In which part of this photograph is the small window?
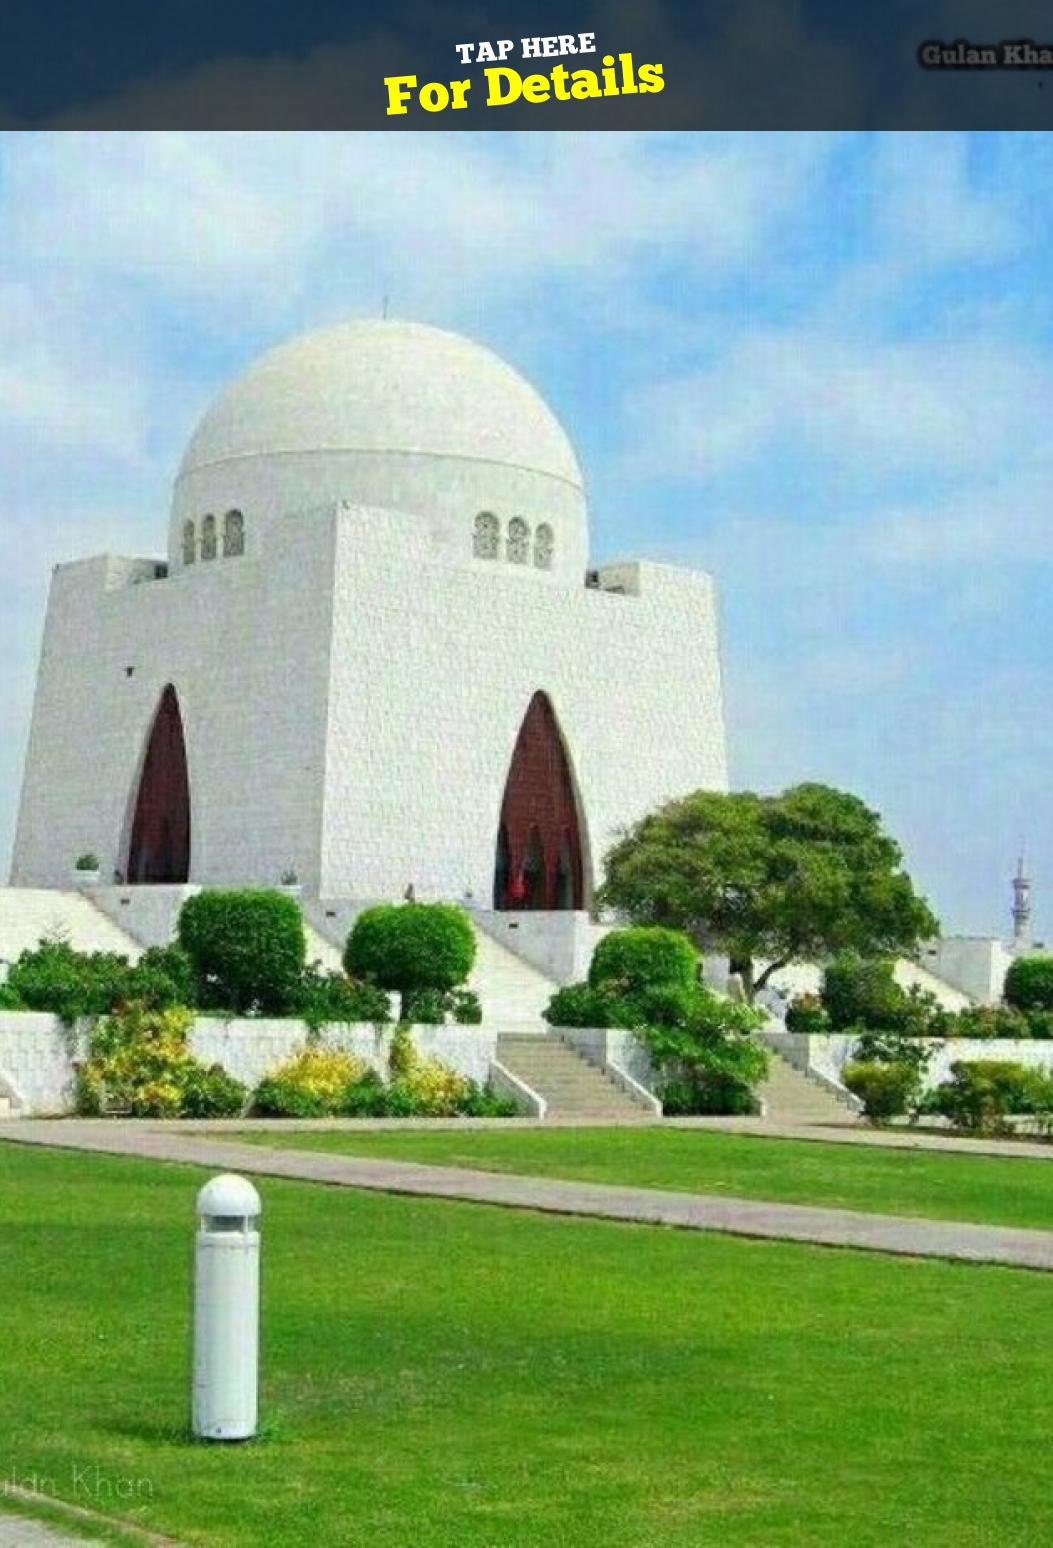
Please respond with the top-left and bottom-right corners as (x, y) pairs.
(473, 511), (500, 560)
(534, 523), (554, 570)
(507, 517), (530, 565)
(223, 509), (245, 557)
(181, 520), (196, 566)
(200, 514), (217, 561)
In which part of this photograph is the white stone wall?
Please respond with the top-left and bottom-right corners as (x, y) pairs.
(88, 885), (197, 948)
(772, 1031), (1053, 1093)
(321, 518), (727, 902)
(919, 937), (1014, 1005)
(473, 910), (612, 985)
(13, 500), (726, 906)
(0, 1014), (81, 1114)
(0, 1012), (498, 1115)
(11, 510), (337, 893)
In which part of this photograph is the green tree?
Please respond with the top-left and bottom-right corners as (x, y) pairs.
(177, 890), (306, 1014)
(344, 903), (476, 1022)
(1004, 955), (1053, 1013)
(599, 783), (938, 1001)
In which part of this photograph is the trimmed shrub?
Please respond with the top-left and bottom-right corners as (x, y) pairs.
(0, 983), (24, 1010)
(588, 926), (698, 996)
(179, 1063), (247, 1118)
(449, 988), (483, 1025)
(178, 890), (306, 1015)
(344, 903), (476, 1020)
(253, 1046), (369, 1118)
(545, 980), (697, 1033)
(660, 1075), (759, 1117)
(75, 1002), (246, 1118)
(8, 940), (195, 1023)
(949, 1004), (1032, 1040)
(10, 941), (134, 1023)
(1005, 955), (1053, 1013)
(926, 1060), (1053, 1136)
(784, 992), (831, 1035)
(338, 1070), (389, 1116)
(131, 943), (196, 1006)
(842, 1060), (918, 1124)
(400, 985), (483, 1026)
(403, 987), (448, 1025)
(544, 982), (615, 1028)
(298, 967), (391, 1031)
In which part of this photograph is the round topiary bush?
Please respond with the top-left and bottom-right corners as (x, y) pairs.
(344, 902), (476, 1021)
(1004, 955), (1053, 1013)
(842, 1060), (918, 1125)
(177, 889), (307, 1014)
(588, 926), (699, 996)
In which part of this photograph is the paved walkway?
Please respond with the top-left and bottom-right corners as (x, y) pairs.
(60, 1112), (1053, 1162)
(0, 1517), (89, 1547)
(5, 1119), (1053, 1271)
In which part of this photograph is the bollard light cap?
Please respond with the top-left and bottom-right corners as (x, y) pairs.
(197, 1173), (262, 1221)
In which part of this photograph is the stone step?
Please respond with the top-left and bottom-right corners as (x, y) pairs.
(758, 1046), (857, 1125)
(496, 1032), (646, 1122)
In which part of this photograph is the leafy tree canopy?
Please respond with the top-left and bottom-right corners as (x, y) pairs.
(599, 783), (938, 999)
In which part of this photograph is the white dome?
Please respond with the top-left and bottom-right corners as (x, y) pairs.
(170, 319), (588, 582)
(177, 319), (583, 490)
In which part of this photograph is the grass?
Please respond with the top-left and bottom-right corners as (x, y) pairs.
(3, 1140), (1053, 1547)
(228, 1124), (1053, 1232)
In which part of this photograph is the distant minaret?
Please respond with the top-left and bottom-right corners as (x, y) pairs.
(1012, 854), (1032, 949)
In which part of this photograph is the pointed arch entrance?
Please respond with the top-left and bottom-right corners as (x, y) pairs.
(493, 692), (586, 911)
(126, 685), (191, 883)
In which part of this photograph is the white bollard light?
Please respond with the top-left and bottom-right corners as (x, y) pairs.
(192, 1174), (262, 1441)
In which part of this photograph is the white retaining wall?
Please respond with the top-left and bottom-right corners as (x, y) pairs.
(768, 1031), (1053, 1092)
(0, 1012), (498, 1116)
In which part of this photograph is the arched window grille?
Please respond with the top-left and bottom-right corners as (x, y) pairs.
(181, 520), (196, 566)
(223, 509), (245, 557)
(200, 514), (217, 561)
(473, 511), (500, 560)
(534, 523), (554, 570)
(507, 517), (530, 564)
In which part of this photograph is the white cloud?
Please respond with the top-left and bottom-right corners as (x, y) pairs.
(622, 325), (1053, 484)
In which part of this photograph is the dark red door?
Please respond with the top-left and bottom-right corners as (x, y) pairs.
(127, 685), (191, 883)
(493, 692), (585, 910)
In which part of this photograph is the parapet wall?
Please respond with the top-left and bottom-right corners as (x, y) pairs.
(767, 1030), (1053, 1092)
(0, 1014), (498, 1116)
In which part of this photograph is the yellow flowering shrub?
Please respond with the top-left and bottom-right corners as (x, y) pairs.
(75, 1003), (246, 1118)
(253, 1046), (369, 1117)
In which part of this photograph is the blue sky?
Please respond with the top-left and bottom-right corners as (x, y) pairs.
(0, 131), (1049, 938)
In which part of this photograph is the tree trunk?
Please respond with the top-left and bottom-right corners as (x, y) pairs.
(729, 956), (756, 1002)
(753, 954), (795, 997)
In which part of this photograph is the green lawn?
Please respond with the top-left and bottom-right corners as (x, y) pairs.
(232, 1125), (1053, 1231)
(3, 1142), (1053, 1547)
